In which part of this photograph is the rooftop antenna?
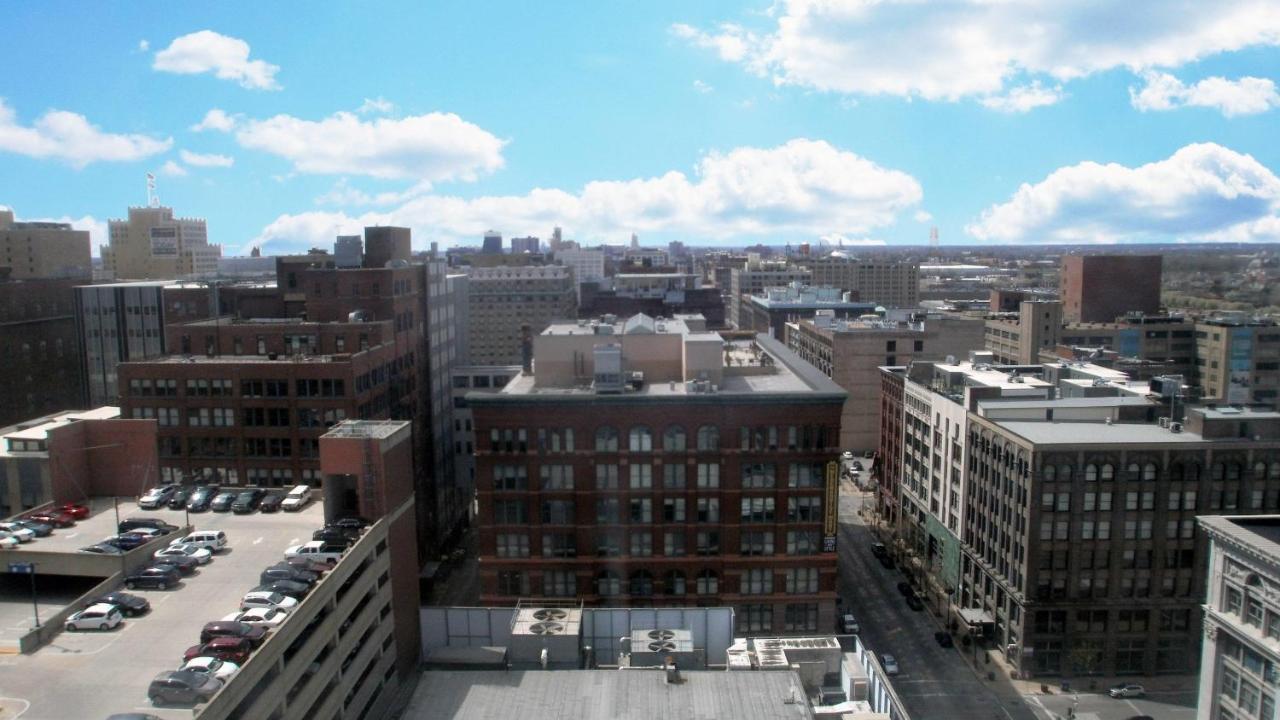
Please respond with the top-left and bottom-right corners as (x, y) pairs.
(146, 172), (159, 208)
(929, 226), (939, 261)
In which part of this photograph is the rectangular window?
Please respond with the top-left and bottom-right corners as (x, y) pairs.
(742, 568), (773, 594)
(740, 531), (774, 556)
(695, 530), (720, 556)
(788, 496), (821, 522)
(664, 531), (685, 557)
(696, 498), (719, 523)
(595, 464), (619, 489)
(542, 533), (576, 558)
(493, 465), (528, 490)
(596, 498), (620, 524)
(697, 463), (720, 488)
(496, 533), (529, 558)
(629, 463), (653, 489)
(539, 464), (574, 490)
(493, 500), (527, 524)
(544, 570), (576, 597)
(787, 530), (820, 555)
(785, 567), (819, 594)
(741, 497), (776, 523)
(629, 531), (652, 557)
(741, 463), (776, 489)
(541, 500), (574, 524)
(629, 498), (652, 523)
(789, 463), (823, 488)
(663, 464), (686, 489)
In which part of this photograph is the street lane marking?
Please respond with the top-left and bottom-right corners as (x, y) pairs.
(253, 537), (264, 545)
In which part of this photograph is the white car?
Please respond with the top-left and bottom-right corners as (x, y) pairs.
(0, 523), (35, 543)
(0, 533), (20, 550)
(1109, 684), (1145, 698)
(126, 527), (164, 539)
(221, 607), (288, 630)
(171, 530), (227, 553)
(241, 591), (299, 613)
(156, 543), (213, 565)
(881, 654), (899, 675)
(841, 451), (854, 460)
(65, 603), (123, 631)
(181, 656), (241, 682)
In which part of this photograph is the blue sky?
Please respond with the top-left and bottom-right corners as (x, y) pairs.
(1, 1), (1279, 253)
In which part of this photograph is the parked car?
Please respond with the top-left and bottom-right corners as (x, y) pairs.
(841, 451), (853, 460)
(240, 590), (299, 612)
(170, 530), (227, 553)
(934, 632), (954, 648)
(311, 526), (358, 545)
(851, 461), (864, 471)
(258, 493), (284, 513)
(167, 488), (191, 510)
(0, 523), (35, 542)
(840, 613), (860, 634)
(220, 607), (287, 630)
(79, 542), (124, 555)
(12, 519), (53, 537)
(870, 542), (887, 558)
(209, 491), (237, 512)
(331, 516), (370, 530)
(281, 484), (312, 511)
(148, 670), (222, 705)
(200, 620), (267, 647)
(119, 517), (179, 534)
(56, 502), (91, 519)
(905, 595), (924, 612)
(65, 603), (123, 631)
(863, 449), (874, 458)
(231, 489), (265, 514)
(186, 485), (219, 512)
(150, 556), (200, 576)
(138, 486), (179, 510)
(877, 553), (896, 569)
(180, 656), (240, 683)
(253, 580), (310, 599)
(283, 541), (345, 564)
(103, 534), (151, 551)
(283, 556), (331, 575)
(896, 582), (914, 597)
(156, 543), (213, 565)
(1109, 684), (1146, 699)
(183, 637), (253, 665)
(881, 654), (899, 675)
(0, 533), (18, 550)
(88, 591), (150, 617)
(125, 566), (181, 590)
(260, 564), (318, 587)
(25, 510), (75, 528)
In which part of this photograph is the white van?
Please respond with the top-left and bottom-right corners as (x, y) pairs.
(281, 485), (312, 512)
(172, 530), (227, 552)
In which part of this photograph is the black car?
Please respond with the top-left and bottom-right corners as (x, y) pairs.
(311, 526), (358, 545)
(332, 516), (370, 530)
(126, 566), (181, 590)
(258, 492), (284, 513)
(80, 543), (125, 555)
(897, 581), (915, 597)
(905, 595), (924, 611)
(151, 556), (199, 576)
(934, 632), (953, 648)
(200, 620), (268, 646)
(105, 534), (152, 551)
(870, 542), (887, 557)
(210, 491), (237, 512)
(90, 591), (151, 617)
(877, 553), (896, 569)
(231, 489), (265, 514)
(187, 485), (219, 512)
(167, 488), (191, 510)
(260, 564), (318, 587)
(120, 518), (180, 534)
(253, 580), (310, 599)
(148, 670), (222, 705)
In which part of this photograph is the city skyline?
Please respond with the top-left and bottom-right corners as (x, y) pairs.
(0, 2), (1277, 254)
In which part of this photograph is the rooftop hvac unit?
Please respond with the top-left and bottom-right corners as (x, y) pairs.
(752, 638), (792, 670)
(509, 607), (583, 669)
(626, 629), (704, 669)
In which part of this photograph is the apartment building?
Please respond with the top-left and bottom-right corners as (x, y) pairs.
(552, 248), (605, 299)
(728, 265), (812, 329)
(465, 266), (577, 365)
(984, 300), (1063, 365)
(580, 273), (727, 328)
(1195, 316), (1280, 408)
(800, 255), (920, 309)
(101, 206), (221, 280)
(0, 210), (91, 280)
(1196, 515), (1280, 720)
(1061, 254), (1162, 323)
(1059, 314), (1197, 381)
(450, 365), (520, 499)
(0, 278), (85, 426)
(470, 314), (846, 635)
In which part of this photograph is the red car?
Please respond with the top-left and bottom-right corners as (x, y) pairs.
(25, 511), (75, 528)
(56, 503), (90, 520)
(184, 637), (253, 665)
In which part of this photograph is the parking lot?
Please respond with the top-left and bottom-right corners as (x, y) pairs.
(0, 499), (326, 719)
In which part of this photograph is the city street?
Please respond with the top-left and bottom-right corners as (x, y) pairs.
(838, 487), (1199, 720)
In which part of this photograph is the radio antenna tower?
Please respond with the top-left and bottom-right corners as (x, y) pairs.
(146, 172), (159, 208)
(929, 226), (939, 261)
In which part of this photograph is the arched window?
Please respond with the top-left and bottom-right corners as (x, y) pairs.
(1212, 462), (1226, 481)
(629, 570), (654, 596)
(1057, 464), (1073, 483)
(1100, 464), (1115, 482)
(1085, 464), (1098, 482)
(1227, 463), (1242, 481)
(1255, 462), (1268, 480)
(695, 569), (719, 595)
(696, 425), (719, 451)
(1180, 463), (1201, 482)
(595, 426), (619, 452)
(1127, 462), (1141, 480)
(663, 425), (686, 452)
(596, 570), (621, 596)
(665, 570), (687, 595)
(1270, 462), (1280, 480)
(1142, 463), (1158, 482)
(629, 426), (653, 452)
(1043, 464), (1056, 482)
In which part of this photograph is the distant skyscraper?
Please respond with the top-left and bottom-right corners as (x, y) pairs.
(510, 236), (539, 254)
(549, 226), (563, 251)
(482, 230), (503, 254)
(101, 206), (220, 280)
(334, 235), (363, 268)
(630, 232), (639, 249)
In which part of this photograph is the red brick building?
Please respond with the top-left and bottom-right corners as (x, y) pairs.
(470, 315), (845, 634)
(876, 365), (907, 527)
(1060, 254), (1162, 323)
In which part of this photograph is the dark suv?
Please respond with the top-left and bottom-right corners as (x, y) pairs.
(125, 566), (181, 590)
(167, 488), (191, 510)
(148, 670), (222, 705)
(231, 489), (265, 514)
(119, 517), (179, 534)
(258, 492), (285, 513)
(88, 591), (150, 617)
(200, 620), (268, 646)
(187, 485), (219, 512)
(260, 564), (318, 587)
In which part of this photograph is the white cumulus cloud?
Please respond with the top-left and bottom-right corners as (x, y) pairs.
(966, 143), (1280, 244)
(981, 82), (1065, 113)
(692, 80), (714, 94)
(357, 97), (395, 115)
(250, 139), (922, 253)
(191, 108), (238, 132)
(0, 99), (171, 168)
(675, 1), (1280, 105)
(233, 109), (506, 183)
(153, 30), (281, 90)
(159, 160), (188, 177)
(1130, 71), (1280, 117)
(179, 149), (234, 168)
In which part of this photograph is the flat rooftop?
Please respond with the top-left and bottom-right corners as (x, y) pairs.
(0, 499), (327, 719)
(934, 362), (1052, 391)
(977, 396), (1154, 411)
(403, 669), (814, 720)
(993, 420), (1206, 445)
(1200, 515), (1280, 559)
(1199, 406), (1280, 421)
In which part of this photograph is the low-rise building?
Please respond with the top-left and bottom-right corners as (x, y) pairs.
(984, 300), (1063, 364)
(0, 210), (92, 280)
(742, 284), (877, 341)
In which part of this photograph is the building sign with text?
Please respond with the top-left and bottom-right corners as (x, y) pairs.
(823, 460), (838, 552)
(150, 226), (178, 256)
